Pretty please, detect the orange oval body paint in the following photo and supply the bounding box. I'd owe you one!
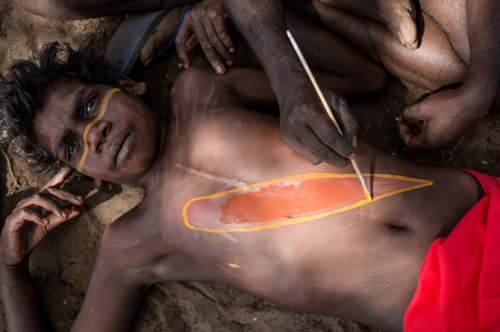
[182,173,433,233]
[76,88,121,172]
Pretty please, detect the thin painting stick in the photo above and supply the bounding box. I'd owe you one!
[286,30,371,200]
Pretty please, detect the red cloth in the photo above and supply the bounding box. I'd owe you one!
[404,170,500,332]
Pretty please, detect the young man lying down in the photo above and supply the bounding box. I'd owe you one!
[0,40,498,331]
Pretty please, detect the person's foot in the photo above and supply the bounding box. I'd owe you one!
[378,0,418,50]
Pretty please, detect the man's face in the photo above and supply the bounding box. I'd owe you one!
[34,79,160,184]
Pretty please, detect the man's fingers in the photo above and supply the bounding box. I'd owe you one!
[333,100,358,144]
[175,18,193,68]
[13,208,46,226]
[310,116,355,159]
[401,101,433,124]
[213,16,234,53]
[185,34,199,55]
[283,132,320,165]
[192,20,225,74]
[16,193,65,219]
[405,133,430,150]
[323,89,358,153]
[42,166,72,190]
[398,121,430,150]
[201,19,233,65]
[42,187,84,206]
[45,205,81,232]
[298,126,351,167]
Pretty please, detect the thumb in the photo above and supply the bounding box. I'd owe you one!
[402,101,431,124]
[401,127,430,150]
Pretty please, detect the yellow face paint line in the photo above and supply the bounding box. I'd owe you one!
[183,173,432,205]
[76,88,121,172]
[182,173,434,233]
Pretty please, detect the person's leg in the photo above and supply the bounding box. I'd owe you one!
[285,10,387,99]
[314,0,418,50]
[286,0,468,91]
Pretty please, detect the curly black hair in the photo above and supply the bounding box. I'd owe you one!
[0,42,118,177]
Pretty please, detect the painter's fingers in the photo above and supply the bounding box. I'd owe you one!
[307,120,353,167]
[323,89,359,153]
[283,131,320,165]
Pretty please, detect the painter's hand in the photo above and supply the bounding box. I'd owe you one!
[281,82,358,166]
[0,167,84,268]
[176,0,234,74]
[398,88,488,150]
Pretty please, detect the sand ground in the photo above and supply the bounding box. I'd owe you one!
[0,1,498,331]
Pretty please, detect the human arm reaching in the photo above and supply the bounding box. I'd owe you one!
[219,0,357,166]
[0,167,83,331]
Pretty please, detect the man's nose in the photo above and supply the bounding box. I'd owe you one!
[86,120,110,153]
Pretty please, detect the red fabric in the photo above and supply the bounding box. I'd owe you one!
[404,170,500,332]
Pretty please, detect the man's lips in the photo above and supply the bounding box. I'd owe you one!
[112,132,131,167]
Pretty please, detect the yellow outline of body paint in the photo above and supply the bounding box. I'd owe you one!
[182,173,433,233]
[76,88,121,172]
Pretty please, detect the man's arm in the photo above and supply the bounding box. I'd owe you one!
[460,0,499,111]
[220,0,357,166]
[70,227,149,331]
[0,168,83,331]
[0,167,151,331]
[399,0,500,149]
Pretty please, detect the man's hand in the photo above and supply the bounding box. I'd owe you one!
[398,87,489,150]
[0,167,84,268]
[176,0,234,74]
[281,82,358,166]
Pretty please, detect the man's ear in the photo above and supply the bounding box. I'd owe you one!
[116,74,147,96]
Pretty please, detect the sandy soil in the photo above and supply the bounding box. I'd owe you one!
[0,1,498,331]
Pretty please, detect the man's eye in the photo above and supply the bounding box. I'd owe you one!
[85,95,96,117]
[67,139,78,159]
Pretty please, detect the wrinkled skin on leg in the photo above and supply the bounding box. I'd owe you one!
[289,0,500,150]
[398,0,500,149]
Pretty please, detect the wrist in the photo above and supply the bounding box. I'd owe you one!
[456,81,497,117]
[0,258,30,283]
[461,71,499,107]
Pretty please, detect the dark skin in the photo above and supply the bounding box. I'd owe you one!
[0,22,483,331]
[14,0,500,157]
